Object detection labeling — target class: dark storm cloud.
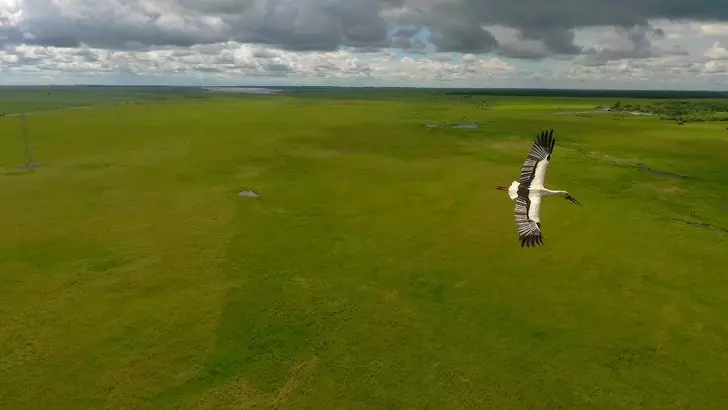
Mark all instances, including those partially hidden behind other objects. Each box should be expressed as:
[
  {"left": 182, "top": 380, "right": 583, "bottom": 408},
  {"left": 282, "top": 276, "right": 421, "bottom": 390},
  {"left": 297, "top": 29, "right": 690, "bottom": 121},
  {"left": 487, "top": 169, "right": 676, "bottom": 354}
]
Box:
[
  {"left": 429, "top": 22, "right": 498, "bottom": 53},
  {"left": 518, "top": 27, "right": 582, "bottom": 55},
  {"left": 575, "top": 24, "right": 689, "bottom": 65},
  {"left": 410, "top": 2, "right": 500, "bottom": 53},
  {"left": 3, "top": 0, "right": 396, "bottom": 51},
  {"left": 405, "top": 0, "right": 728, "bottom": 55},
  {"left": 175, "top": 0, "right": 256, "bottom": 15},
  {"left": 457, "top": 0, "right": 728, "bottom": 29},
  {"left": 497, "top": 42, "right": 550, "bottom": 59},
  {"left": 247, "top": 0, "right": 393, "bottom": 50},
  {"left": 2, "top": 0, "right": 728, "bottom": 57}
]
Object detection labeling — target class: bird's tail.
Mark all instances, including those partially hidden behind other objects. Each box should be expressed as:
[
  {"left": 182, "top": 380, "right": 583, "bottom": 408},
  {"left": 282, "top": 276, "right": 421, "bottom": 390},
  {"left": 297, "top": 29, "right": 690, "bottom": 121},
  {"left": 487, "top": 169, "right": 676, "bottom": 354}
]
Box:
[{"left": 503, "top": 180, "right": 519, "bottom": 199}]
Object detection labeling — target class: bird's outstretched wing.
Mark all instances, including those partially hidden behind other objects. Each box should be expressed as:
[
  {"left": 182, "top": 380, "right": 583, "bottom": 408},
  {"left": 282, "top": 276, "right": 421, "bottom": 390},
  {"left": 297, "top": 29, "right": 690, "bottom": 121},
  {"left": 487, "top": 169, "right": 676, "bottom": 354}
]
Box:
[
  {"left": 514, "top": 187, "right": 544, "bottom": 247},
  {"left": 519, "top": 129, "right": 556, "bottom": 188}
]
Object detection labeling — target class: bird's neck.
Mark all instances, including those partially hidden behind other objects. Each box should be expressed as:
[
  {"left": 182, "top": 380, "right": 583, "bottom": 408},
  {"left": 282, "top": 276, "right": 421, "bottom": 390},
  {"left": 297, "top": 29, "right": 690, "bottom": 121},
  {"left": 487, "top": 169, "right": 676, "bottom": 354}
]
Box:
[{"left": 541, "top": 188, "right": 566, "bottom": 197}]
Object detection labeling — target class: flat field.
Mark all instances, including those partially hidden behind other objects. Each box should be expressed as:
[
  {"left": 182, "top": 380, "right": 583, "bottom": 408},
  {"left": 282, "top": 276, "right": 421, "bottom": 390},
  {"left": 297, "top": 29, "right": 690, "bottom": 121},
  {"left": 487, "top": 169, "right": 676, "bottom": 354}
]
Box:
[
  {"left": 0, "top": 86, "right": 208, "bottom": 115},
  {"left": 1, "top": 88, "right": 727, "bottom": 409}
]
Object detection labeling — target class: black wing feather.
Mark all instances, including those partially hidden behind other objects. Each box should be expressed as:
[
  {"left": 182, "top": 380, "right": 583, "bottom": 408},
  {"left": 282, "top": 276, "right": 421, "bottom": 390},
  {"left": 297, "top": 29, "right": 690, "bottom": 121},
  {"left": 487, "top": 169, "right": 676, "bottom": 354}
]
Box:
[
  {"left": 514, "top": 187, "right": 544, "bottom": 248},
  {"left": 518, "top": 129, "right": 556, "bottom": 186}
]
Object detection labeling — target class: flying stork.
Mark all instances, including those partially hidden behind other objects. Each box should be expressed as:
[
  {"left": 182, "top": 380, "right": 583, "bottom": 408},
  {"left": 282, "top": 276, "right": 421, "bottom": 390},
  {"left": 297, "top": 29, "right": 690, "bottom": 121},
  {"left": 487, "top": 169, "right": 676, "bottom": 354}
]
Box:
[{"left": 496, "top": 129, "right": 580, "bottom": 248}]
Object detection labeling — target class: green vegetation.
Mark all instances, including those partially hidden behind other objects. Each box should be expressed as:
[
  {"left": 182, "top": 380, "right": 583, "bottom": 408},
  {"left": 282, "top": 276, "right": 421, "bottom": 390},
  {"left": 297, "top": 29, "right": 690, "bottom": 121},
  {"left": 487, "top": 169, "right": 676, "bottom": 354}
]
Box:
[
  {"left": 1, "top": 88, "right": 727, "bottom": 409},
  {"left": 0, "top": 86, "right": 209, "bottom": 115},
  {"left": 610, "top": 99, "right": 728, "bottom": 123}
]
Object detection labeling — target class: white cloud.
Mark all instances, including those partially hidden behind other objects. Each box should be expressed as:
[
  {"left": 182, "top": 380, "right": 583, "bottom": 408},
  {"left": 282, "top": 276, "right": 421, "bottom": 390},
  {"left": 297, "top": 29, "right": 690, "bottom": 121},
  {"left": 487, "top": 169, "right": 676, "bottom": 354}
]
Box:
[
  {"left": 1, "top": 35, "right": 727, "bottom": 89},
  {"left": 700, "top": 23, "right": 728, "bottom": 37},
  {"left": 0, "top": 42, "right": 515, "bottom": 85},
  {"left": 705, "top": 42, "right": 728, "bottom": 60}
]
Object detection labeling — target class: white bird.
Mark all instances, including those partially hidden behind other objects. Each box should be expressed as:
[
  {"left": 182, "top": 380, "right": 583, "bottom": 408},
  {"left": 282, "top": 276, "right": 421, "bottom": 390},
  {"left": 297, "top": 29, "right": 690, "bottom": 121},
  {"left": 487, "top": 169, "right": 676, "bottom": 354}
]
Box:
[{"left": 496, "top": 129, "right": 580, "bottom": 248}]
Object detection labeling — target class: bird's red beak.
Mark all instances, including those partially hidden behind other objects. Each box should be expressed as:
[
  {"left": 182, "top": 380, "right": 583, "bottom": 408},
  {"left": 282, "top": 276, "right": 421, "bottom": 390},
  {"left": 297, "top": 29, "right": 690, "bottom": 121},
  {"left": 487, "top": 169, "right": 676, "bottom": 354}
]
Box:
[{"left": 495, "top": 186, "right": 508, "bottom": 191}]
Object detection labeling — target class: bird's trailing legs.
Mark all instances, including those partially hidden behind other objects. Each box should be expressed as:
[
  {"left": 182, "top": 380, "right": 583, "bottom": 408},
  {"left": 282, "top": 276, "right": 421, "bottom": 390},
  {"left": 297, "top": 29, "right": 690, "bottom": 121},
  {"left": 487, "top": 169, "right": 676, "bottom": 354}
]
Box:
[
  {"left": 542, "top": 188, "right": 581, "bottom": 205},
  {"left": 563, "top": 193, "right": 580, "bottom": 205}
]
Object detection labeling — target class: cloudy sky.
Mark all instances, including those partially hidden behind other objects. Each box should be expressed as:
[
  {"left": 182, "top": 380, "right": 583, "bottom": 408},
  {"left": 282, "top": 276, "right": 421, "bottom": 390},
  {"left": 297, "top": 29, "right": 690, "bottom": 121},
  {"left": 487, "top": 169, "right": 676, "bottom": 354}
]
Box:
[{"left": 1, "top": 0, "right": 728, "bottom": 88}]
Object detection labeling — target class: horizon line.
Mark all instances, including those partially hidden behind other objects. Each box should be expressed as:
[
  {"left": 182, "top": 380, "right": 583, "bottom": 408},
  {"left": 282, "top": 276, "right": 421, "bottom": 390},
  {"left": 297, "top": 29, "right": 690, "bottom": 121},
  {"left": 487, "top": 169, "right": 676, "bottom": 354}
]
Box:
[{"left": 2, "top": 84, "right": 728, "bottom": 94}]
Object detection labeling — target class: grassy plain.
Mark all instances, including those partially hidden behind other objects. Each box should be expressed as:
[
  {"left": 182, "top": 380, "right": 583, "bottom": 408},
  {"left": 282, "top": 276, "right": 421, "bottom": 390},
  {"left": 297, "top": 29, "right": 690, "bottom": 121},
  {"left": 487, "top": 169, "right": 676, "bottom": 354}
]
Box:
[
  {"left": 0, "top": 86, "right": 208, "bottom": 114},
  {"left": 1, "top": 88, "right": 727, "bottom": 409}
]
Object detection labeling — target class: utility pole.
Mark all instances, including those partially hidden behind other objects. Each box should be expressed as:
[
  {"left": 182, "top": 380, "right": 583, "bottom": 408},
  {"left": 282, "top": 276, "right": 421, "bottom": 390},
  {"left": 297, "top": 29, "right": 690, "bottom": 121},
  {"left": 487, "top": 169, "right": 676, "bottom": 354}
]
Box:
[{"left": 20, "top": 113, "right": 39, "bottom": 169}]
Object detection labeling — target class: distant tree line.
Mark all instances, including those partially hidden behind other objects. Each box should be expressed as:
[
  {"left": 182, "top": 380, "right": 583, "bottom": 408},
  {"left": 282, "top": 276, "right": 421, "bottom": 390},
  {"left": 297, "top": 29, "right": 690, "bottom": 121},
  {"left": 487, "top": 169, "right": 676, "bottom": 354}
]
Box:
[
  {"left": 446, "top": 89, "right": 728, "bottom": 98},
  {"left": 610, "top": 100, "right": 728, "bottom": 123}
]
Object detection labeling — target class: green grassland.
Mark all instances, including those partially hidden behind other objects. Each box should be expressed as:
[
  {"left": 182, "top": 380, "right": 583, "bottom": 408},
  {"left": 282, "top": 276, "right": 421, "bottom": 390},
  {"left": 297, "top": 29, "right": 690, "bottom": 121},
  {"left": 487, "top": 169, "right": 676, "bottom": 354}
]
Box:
[
  {"left": 1, "top": 88, "right": 727, "bottom": 409},
  {"left": 0, "top": 86, "right": 209, "bottom": 115}
]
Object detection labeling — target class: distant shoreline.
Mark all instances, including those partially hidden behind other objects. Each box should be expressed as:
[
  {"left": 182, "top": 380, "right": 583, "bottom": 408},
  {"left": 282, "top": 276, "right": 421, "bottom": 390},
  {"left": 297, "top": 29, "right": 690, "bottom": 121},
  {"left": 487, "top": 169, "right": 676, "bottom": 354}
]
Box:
[
  {"left": 2, "top": 85, "right": 727, "bottom": 99},
  {"left": 0, "top": 84, "right": 728, "bottom": 99}
]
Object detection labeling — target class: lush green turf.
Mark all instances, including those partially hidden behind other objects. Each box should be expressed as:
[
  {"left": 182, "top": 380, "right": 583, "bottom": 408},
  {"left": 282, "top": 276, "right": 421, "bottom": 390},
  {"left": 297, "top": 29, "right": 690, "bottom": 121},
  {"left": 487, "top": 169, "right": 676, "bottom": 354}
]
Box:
[{"left": 1, "top": 90, "right": 727, "bottom": 409}]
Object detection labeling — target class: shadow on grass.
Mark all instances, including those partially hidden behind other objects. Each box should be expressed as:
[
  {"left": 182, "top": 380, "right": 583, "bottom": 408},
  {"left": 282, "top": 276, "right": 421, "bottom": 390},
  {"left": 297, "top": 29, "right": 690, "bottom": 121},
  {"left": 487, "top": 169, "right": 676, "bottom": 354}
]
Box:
[
  {"left": 668, "top": 218, "right": 728, "bottom": 234},
  {"left": 201, "top": 281, "right": 319, "bottom": 391}
]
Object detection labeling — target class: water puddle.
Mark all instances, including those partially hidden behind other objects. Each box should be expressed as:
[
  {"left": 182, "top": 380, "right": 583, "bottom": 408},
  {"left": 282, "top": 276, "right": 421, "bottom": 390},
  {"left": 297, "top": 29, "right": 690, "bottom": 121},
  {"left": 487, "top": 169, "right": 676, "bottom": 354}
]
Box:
[
  {"left": 204, "top": 87, "right": 282, "bottom": 94},
  {"left": 425, "top": 123, "right": 480, "bottom": 129}
]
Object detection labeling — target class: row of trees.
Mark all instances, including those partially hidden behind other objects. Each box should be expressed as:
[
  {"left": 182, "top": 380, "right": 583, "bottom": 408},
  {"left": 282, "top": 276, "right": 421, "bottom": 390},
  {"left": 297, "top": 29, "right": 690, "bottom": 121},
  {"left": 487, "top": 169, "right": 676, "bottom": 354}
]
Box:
[{"left": 610, "top": 100, "right": 728, "bottom": 123}]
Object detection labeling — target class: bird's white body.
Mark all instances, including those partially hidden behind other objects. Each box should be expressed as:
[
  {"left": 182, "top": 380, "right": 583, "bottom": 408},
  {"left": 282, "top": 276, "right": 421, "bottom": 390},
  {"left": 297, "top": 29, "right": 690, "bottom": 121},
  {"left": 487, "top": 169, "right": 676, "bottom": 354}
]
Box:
[
  {"left": 499, "top": 129, "right": 580, "bottom": 247},
  {"left": 506, "top": 180, "right": 562, "bottom": 225},
  {"left": 506, "top": 180, "right": 562, "bottom": 200}
]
